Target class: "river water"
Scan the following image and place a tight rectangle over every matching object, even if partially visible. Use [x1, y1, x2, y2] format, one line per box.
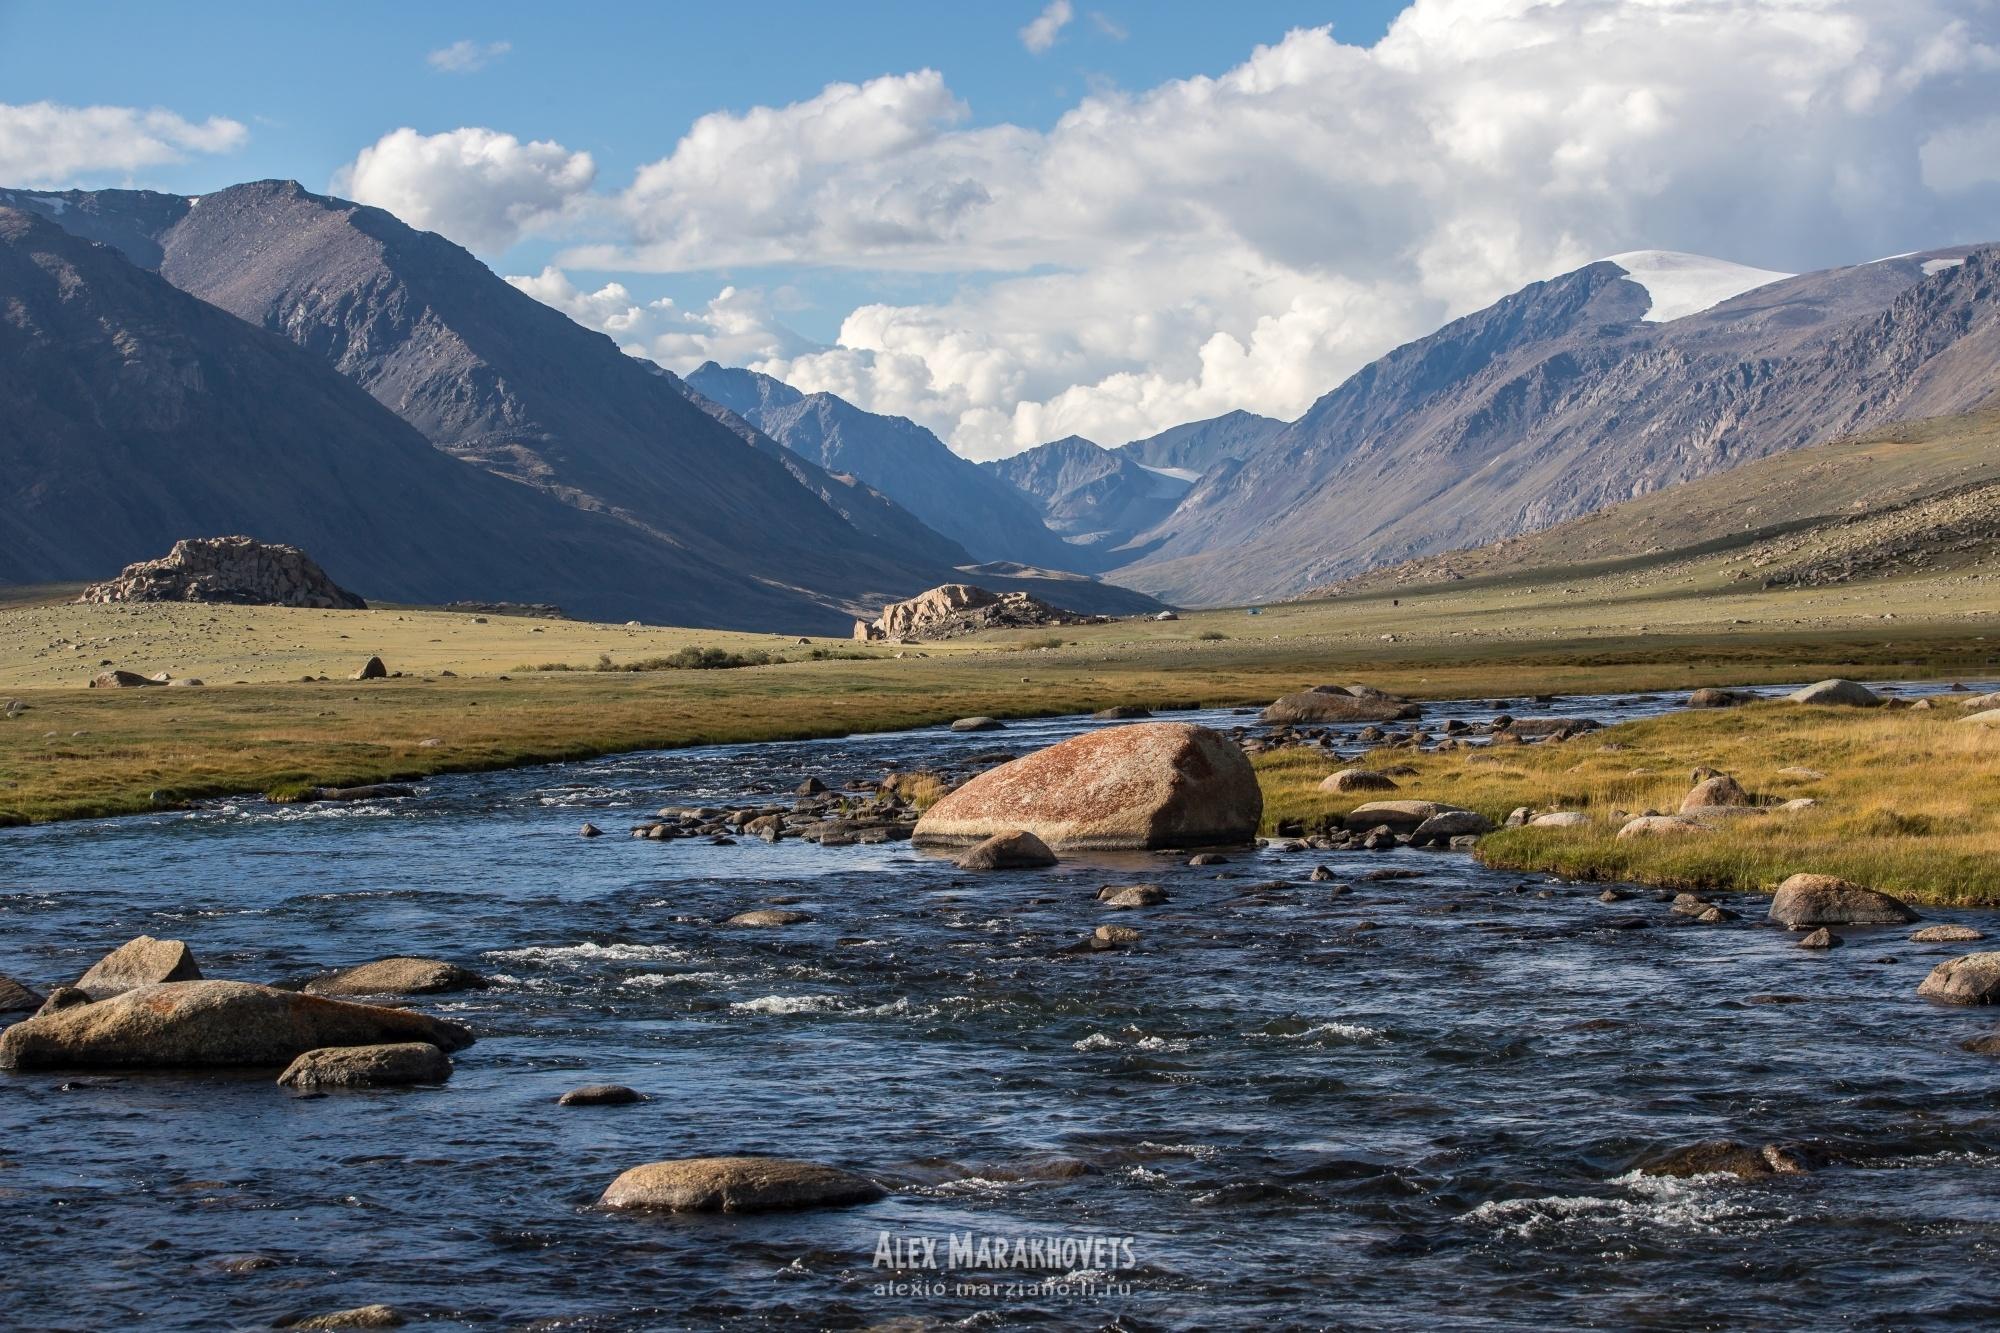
[3, 684, 1999, 1330]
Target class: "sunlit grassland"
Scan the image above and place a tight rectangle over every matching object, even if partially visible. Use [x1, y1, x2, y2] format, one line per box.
[1258, 702, 2000, 906]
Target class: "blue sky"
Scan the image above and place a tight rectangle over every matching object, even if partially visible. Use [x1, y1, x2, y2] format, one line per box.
[2, 1, 1994, 458]
[0, 2, 1404, 197]
[0, 1, 1406, 354]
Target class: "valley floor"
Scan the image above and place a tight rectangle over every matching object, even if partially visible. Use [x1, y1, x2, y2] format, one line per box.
[3, 555, 1998, 844]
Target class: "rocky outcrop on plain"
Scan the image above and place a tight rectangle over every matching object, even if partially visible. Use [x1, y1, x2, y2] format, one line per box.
[913, 722, 1260, 850]
[0, 980, 474, 1069]
[598, 1156, 884, 1213]
[79, 536, 365, 609]
[854, 583, 1105, 642]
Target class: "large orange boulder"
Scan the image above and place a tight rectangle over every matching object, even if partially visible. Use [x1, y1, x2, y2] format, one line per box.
[912, 722, 1260, 850]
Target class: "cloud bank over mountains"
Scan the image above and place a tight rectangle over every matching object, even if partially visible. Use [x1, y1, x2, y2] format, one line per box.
[8, 0, 1999, 459]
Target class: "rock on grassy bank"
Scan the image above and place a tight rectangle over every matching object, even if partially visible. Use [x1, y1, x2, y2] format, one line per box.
[1256, 696, 2000, 907]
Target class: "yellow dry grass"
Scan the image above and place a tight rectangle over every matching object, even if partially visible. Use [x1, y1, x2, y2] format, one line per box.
[1258, 700, 2000, 905]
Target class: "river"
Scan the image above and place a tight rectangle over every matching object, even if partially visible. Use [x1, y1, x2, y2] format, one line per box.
[3, 684, 1998, 1329]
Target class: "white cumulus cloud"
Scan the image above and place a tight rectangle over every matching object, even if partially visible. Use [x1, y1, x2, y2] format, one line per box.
[0, 101, 247, 188]
[427, 39, 512, 74]
[333, 127, 595, 253]
[504, 266, 819, 369]
[1021, 1, 1075, 54]
[430, 0, 2000, 456]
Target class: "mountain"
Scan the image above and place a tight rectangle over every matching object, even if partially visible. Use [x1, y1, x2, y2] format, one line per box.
[1321, 407, 2000, 599]
[0, 205, 816, 625]
[1110, 245, 2000, 605]
[11, 181, 1161, 624]
[683, 362, 1077, 568]
[1116, 409, 1284, 475]
[984, 435, 1195, 559]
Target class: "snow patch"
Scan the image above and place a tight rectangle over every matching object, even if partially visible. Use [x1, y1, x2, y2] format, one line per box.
[1135, 463, 1200, 484]
[1603, 250, 1793, 323]
[1923, 256, 1967, 277]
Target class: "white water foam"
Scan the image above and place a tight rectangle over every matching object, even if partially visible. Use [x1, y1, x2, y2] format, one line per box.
[487, 942, 691, 964]
[1461, 1170, 1770, 1239]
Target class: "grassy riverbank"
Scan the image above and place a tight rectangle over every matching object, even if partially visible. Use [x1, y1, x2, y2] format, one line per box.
[1, 622, 1995, 827]
[1259, 701, 2000, 906]
[3, 553, 1999, 828]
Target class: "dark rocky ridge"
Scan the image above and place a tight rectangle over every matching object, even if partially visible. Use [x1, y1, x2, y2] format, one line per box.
[9, 183, 1161, 625]
[0, 205, 813, 624]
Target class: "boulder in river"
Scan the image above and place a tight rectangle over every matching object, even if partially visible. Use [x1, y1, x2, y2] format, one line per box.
[1797, 928, 1841, 949]
[0, 981, 474, 1070]
[599, 1156, 884, 1213]
[1767, 874, 1918, 928]
[560, 1084, 647, 1106]
[1260, 685, 1419, 725]
[283, 1305, 406, 1330]
[1092, 705, 1152, 720]
[1640, 1139, 1812, 1180]
[1912, 924, 1985, 943]
[913, 722, 1260, 851]
[1918, 953, 2000, 1005]
[949, 716, 1005, 732]
[1342, 800, 1466, 834]
[1318, 769, 1398, 794]
[0, 974, 44, 1014]
[277, 1041, 452, 1090]
[1787, 679, 1880, 707]
[725, 909, 813, 927]
[1097, 884, 1168, 908]
[1687, 688, 1752, 708]
[303, 957, 488, 997]
[75, 935, 202, 999]
[955, 829, 1058, 870]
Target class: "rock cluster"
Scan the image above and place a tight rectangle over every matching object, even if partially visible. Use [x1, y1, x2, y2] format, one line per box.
[0, 980, 472, 1070]
[852, 583, 1104, 642]
[78, 536, 365, 609]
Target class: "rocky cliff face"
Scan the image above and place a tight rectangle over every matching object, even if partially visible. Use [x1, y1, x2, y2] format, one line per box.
[1116, 410, 1285, 474]
[80, 537, 365, 609]
[1112, 246, 2000, 605]
[854, 583, 1106, 642]
[985, 435, 1193, 561]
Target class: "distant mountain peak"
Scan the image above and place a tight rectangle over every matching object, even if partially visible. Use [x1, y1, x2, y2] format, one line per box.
[1601, 249, 1794, 323]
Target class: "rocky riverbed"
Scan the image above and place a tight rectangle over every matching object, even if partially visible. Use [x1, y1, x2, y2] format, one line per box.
[4, 692, 2000, 1329]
